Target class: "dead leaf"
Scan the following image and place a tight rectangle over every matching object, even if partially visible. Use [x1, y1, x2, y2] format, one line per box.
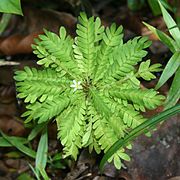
[0, 8, 76, 55]
[0, 85, 16, 104]
[0, 115, 26, 136]
[0, 33, 40, 55]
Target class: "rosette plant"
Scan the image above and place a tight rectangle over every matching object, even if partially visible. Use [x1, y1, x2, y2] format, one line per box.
[14, 13, 165, 169]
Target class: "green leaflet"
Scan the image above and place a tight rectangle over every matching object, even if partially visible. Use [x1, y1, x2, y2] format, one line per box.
[0, 131, 36, 158]
[156, 52, 180, 90]
[23, 95, 69, 123]
[57, 93, 86, 160]
[0, 0, 23, 15]
[143, 22, 178, 52]
[15, 67, 70, 103]
[110, 89, 165, 110]
[138, 60, 162, 81]
[35, 127, 48, 177]
[15, 12, 165, 169]
[93, 24, 123, 82]
[103, 37, 151, 84]
[158, 0, 180, 48]
[165, 67, 180, 109]
[0, 14, 12, 35]
[0, 136, 28, 147]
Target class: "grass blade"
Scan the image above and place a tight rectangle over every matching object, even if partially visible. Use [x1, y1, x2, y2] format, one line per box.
[158, 0, 180, 48]
[148, 0, 161, 16]
[155, 52, 180, 89]
[35, 127, 48, 173]
[39, 167, 50, 180]
[0, 131, 36, 158]
[159, 0, 174, 12]
[0, 14, 12, 35]
[165, 67, 180, 109]
[28, 123, 47, 141]
[29, 163, 41, 180]
[100, 104, 180, 171]
[143, 22, 177, 52]
[0, 136, 28, 147]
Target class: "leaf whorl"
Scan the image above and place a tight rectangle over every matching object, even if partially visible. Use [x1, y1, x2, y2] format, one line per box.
[15, 12, 165, 169]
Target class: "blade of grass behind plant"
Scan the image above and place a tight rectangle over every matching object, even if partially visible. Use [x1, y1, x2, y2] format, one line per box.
[155, 51, 180, 89]
[0, 14, 12, 35]
[148, 0, 161, 16]
[127, 0, 145, 11]
[28, 122, 47, 141]
[148, 0, 173, 16]
[165, 67, 180, 109]
[0, 131, 36, 158]
[159, 0, 174, 12]
[100, 104, 180, 171]
[39, 167, 50, 180]
[143, 22, 177, 52]
[29, 163, 41, 180]
[158, 0, 180, 48]
[35, 127, 48, 176]
[0, 136, 28, 147]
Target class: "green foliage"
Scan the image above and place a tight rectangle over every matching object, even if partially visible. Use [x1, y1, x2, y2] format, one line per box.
[100, 104, 180, 171]
[0, 136, 28, 147]
[14, 12, 165, 169]
[0, 14, 12, 35]
[144, 0, 180, 109]
[128, 0, 173, 15]
[128, 0, 145, 11]
[17, 173, 34, 180]
[35, 127, 48, 178]
[0, 0, 22, 15]
[0, 130, 36, 158]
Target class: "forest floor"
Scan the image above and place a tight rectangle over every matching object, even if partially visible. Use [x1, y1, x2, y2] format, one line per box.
[0, 0, 179, 179]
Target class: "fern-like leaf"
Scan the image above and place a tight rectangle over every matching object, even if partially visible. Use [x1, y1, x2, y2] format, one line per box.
[94, 24, 123, 82]
[103, 37, 151, 84]
[22, 95, 69, 123]
[110, 89, 165, 110]
[33, 27, 79, 79]
[57, 93, 86, 159]
[15, 67, 70, 103]
[138, 60, 162, 80]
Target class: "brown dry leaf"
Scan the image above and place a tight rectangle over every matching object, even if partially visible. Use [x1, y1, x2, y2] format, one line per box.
[5, 159, 20, 169]
[168, 177, 180, 180]
[0, 102, 18, 116]
[0, 115, 26, 136]
[0, 8, 76, 55]
[141, 26, 159, 40]
[0, 85, 18, 116]
[23, 8, 76, 35]
[0, 85, 16, 104]
[0, 33, 40, 55]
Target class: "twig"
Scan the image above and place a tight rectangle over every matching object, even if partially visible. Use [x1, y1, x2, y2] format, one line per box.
[0, 60, 20, 66]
